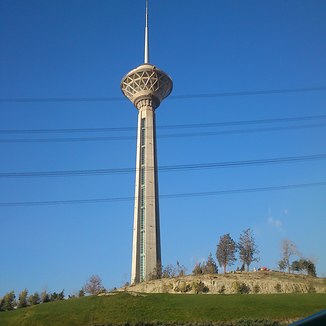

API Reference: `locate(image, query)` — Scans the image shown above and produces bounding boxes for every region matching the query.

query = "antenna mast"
[144,0,149,63]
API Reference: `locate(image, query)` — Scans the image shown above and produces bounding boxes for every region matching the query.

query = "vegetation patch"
[0,293,325,326]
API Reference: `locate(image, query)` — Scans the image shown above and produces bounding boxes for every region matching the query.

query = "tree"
[192,262,203,275]
[40,290,50,303]
[149,262,162,280]
[300,259,317,277]
[50,292,58,301]
[203,253,218,274]
[58,290,65,300]
[161,264,177,278]
[291,260,301,273]
[278,259,286,272]
[84,275,105,295]
[176,261,187,277]
[306,261,317,277]
[281,239,298,273]
[78,289,85,297]
[28,292,40,306]
[0,291,16,311]
[216,233,237,273]
[17,289,28,308]
[238,228,260,272]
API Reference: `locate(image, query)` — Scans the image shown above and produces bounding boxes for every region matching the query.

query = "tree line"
[278,239,316,276]
[0,289,66,312]
[192,228,260,275]
[0,275,106,312]
[150,229,317,280]
[148,228,259,280]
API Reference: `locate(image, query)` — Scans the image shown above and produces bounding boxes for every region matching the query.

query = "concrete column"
[131,98,161,284]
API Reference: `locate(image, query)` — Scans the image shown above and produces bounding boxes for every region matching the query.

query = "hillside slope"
[123,272,326,294]
[1,293,326,326]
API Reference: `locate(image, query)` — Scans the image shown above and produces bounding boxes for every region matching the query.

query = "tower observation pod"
[120,0,173,284]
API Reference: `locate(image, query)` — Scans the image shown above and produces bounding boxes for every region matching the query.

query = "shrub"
[174,281,192,293]
[307,284,316,293]
[274,283,282,293]
[232,282,250,294]
[218,285,226,294]
[192,281,209,294]
[253,284,260,293]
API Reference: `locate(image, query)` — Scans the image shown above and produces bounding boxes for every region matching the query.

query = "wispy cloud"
[268,217,283,231]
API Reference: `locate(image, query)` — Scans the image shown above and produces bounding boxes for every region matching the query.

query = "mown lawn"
[0,293,325,326]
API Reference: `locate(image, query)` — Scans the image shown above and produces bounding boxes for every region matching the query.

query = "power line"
[0,86,325,104]
[0,122,324,143]
[0,153,325,178]
[0,181,325,207]
[0,114,326,134]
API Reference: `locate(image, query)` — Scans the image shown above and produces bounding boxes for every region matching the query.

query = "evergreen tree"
[28,292,40,306]
[58,290,65,300]
[203,253,218,274]
[17,289,28,308]
[0,291,16,311]
[216,233,237,273]
[192,263,203,275]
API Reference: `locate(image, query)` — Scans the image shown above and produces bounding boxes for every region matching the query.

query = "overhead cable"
[0,122,324,143]
[0,86,325,103]
[0,114,325,134]
[0,181,325,207]
[0,153,325,178]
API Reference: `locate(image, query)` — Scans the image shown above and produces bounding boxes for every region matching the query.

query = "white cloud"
[268,217,283,231]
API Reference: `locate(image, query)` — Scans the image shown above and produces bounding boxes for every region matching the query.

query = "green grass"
[0,293,325,326]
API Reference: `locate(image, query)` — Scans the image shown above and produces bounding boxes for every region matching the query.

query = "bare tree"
[216,233,237,273]
[176,261,187,277]
[238,228,260,272]
[84,275,105,295]
[281,239,298,273]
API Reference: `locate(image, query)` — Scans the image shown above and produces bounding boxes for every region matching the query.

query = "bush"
[232,282,250,294]
[253,284,260,294]
[218,285,226,294]
[192,281,209,294]
[274,283,282,293]
[174,281,192,293]
[307,284,316,293]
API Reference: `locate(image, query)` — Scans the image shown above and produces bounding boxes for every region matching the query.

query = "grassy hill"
[0,292,325,326]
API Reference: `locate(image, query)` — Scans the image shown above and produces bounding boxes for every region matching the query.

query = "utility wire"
[0,122,324,143]
[0,114,326,134]
[0,181,325,207]
[0,86,325,103]
[0,153,325,178]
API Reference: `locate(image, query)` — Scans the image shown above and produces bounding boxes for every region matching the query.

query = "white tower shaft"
[131,99,161,283]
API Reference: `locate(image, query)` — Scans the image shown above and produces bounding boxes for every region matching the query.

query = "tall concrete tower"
[121,0,173,284]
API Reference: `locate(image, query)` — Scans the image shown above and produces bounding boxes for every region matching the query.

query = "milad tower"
[121,0,173,284]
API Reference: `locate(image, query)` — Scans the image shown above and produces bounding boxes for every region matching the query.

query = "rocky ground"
[120,271,326,294]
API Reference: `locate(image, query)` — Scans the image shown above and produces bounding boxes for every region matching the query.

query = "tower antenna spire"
[144,0,149,63]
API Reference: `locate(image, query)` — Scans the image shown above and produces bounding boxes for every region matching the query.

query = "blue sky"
[0,0,325,297]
